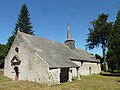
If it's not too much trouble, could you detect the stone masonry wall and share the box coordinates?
[72,61,101,76]
[48,68,60,84]
[28,52,49,84]
[4,33,30,80]
[4,32,50,83]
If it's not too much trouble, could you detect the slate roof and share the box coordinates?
[19,31,100,68]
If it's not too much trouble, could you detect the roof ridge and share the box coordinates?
[19,31,68,47]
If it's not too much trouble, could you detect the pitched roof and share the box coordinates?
[18,32,100,68]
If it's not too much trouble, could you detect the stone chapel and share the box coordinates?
[4,24,101,84]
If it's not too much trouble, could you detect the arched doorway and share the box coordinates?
[14,66,19,81]
[11,55,21,81]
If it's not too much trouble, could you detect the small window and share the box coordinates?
[89,67,92,75]
[15,47,19,53]
[89,67,91,70]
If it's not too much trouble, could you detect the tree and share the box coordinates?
[0,44,8,68]
[6,4,34,50]
[95,54,101,59]
[86,13,113,71]
[107,10,120,70]
[95,54,104,70]
[6,36,15,51]
[107,49,116,72]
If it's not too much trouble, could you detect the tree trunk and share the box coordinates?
[102,44,108,71]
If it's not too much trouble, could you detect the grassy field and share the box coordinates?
[0,74,120,90]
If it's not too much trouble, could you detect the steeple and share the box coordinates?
[67,23,73,40]
[65,23,75,50]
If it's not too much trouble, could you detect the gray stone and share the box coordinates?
[4,26,101,84]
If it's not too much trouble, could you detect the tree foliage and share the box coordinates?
[107,10,120,70]
[13,4,34,36]
[6,4,34,50]
[107,49,116,72]
[86,13,113,71]
[86,13,112,50]
[95,54,101,59]
[0,44,8,68]
[6,36,15,51]
[86,13,112,56]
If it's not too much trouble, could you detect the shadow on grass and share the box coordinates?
[100,72,120,83]
[100,72,120,77]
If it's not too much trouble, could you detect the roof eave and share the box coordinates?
[70,58,100,63]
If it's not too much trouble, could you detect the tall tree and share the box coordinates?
[13,4,34,36]
[6,4,34,50]
[86,13,113,71]
[107,10,120,70]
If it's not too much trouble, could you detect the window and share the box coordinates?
[15,47,19,53]
[81,61,83,66]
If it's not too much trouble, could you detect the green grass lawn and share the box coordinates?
[0,74,120,90]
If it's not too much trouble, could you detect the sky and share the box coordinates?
[0,0,120,56]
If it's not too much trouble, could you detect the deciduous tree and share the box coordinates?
[86,13,113,71]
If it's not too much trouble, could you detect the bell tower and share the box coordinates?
[64,23,75,50]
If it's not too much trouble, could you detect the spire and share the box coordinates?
[67,23,73,40]
[65,23,75,50]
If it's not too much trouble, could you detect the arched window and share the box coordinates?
[15,47,19,53]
